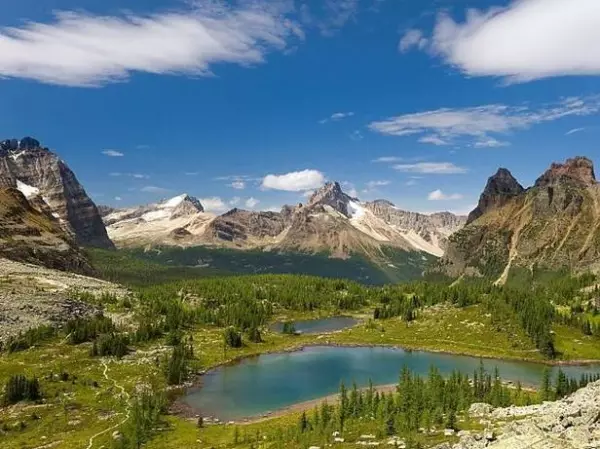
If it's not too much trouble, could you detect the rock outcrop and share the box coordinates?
[437,380,600,449]
[466,168,524,225]
[0,137,113,249]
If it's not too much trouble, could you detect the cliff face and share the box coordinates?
[0,138,113,249]
[0,187,92,273]
[440,156,600,280]
[466,168,524,225]
[365,200,466,252]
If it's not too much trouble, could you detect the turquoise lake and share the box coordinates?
[185,345,600,420]
[269,316,358,334]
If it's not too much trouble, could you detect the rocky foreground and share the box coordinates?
[0,258,127,342]
[437,380,600,449]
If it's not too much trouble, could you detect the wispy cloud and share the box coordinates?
[349,130,364,140]
[319,111,354,124]
[418,135,449,146]
[428,189,463,201]
[140,185,170,193]
[229,180,246,190]
[369,96,600,146]
[110,172,149,179]
[102,149,124,157]
[401,0,600,83]
[114,196,122,201]
[566,127,585,136]
[393,162,467,174]
[398,29,427,52]
[262,169,326,191]
[366,180,390,189]
[372,156,405,163]
[0,2,302,87]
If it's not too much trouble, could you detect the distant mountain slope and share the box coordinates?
[0,137,113,249]
[440,156,600,281]
[0,187,92,273]
[104,182,465,266]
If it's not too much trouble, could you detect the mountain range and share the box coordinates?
[0,136,599,283]
[102,181,466,262]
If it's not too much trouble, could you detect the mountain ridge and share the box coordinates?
[103,182,466,261]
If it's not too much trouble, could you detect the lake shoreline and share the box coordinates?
[170,339,600,423]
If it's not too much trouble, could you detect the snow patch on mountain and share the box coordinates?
[16,180,40,198]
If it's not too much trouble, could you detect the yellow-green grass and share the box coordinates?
[0,338,161,449]
[553,324,600,361]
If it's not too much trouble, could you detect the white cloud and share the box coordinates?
[264,206,281,212]
[347,187,359,198]
[262,169,326,191]
[0,3,302,86]
[393,162,467,174]
[428,189,463,201]
[372,156,404,163]
[398,29,428,52]
[114,196,122,201]
[185,172,199,176]
[140,185,170,193]
[319,111,354,124]
[200,197,228,212]
[230,180,246,190]
[405,179,418,186]
[566,127,585,136]
[318,0,359,35]
[366,180,390,189]
[418,135,449,146]
[473,137,509,148]
[102,149,124,157]
[229,196,241,206]
[110,172,149,179]
[245,197,260,208]
[369,97,600,145]
[302,190,315,198]
[408,0,600,83]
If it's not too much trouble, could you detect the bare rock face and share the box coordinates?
[365,200,466,250]
[207,208,287,243]
[467,168,524,225]
[0,188,93,273]
[307,182,354,217]
[535,156,596,188]
[0,137,113,249]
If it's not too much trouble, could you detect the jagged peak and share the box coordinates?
[0,137,47,152]
[466,167,524,225]
[534,156,596,188]
[307,181,354,217]
[371,199,396,208]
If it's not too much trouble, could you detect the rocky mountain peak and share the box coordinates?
[0,137,113,249]
[534,156,596,188]
[307,182,353,217]
[466,168,524,224]
[170,194,204,219]
[371,199,396,208]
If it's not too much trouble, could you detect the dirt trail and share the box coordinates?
[86,360,130,449]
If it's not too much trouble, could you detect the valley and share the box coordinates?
[0,137,599,449]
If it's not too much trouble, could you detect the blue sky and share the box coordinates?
[1,0,599,214]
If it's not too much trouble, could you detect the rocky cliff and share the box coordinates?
[436,380,600,449]
[440,156,600,280]
[365,200,466,253]
[0,137,113,249]
[0,187,92,273]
